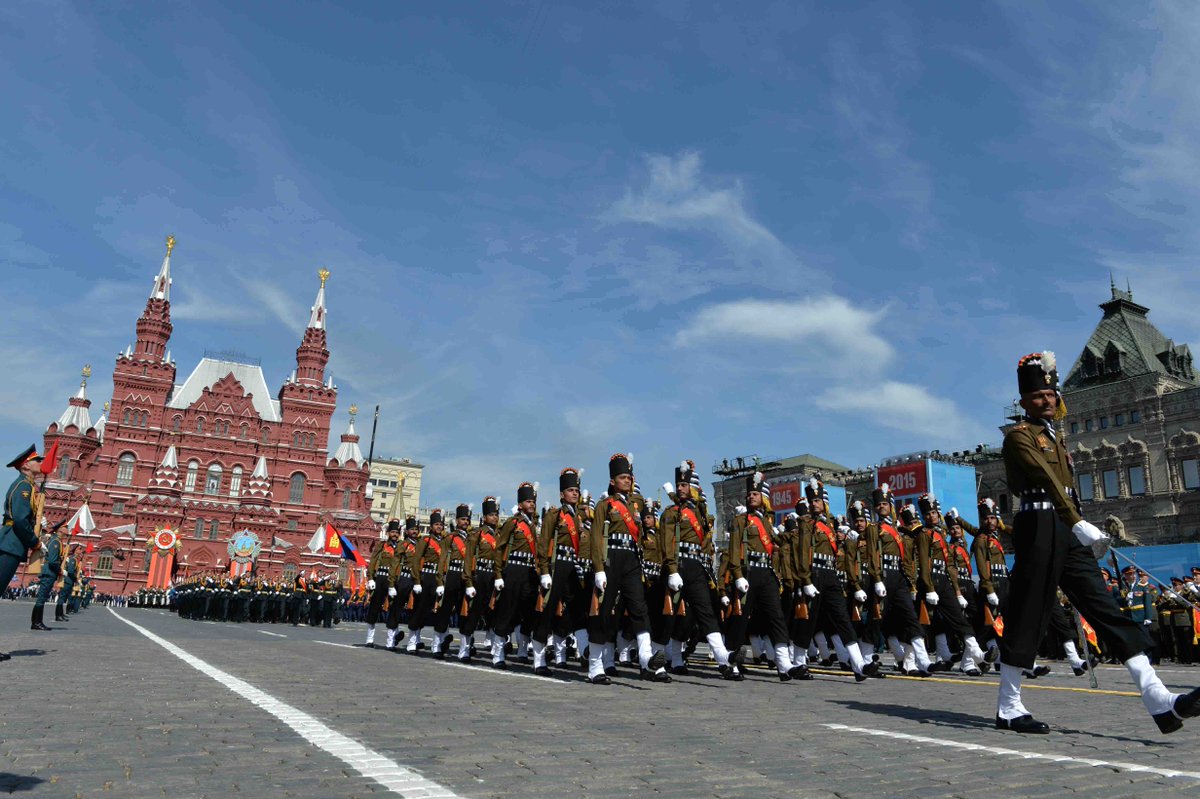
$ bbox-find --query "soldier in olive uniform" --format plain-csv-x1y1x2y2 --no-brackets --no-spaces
873,486,933,675
430,504,472,659
33,523,65,629
584,455,667,684
917,494,987,676
639,504,673,682
385,517,421,646
56,543,81,621
996,351,1198,734
490,485,541,669
849,501,884,664
3,447,45,652
364,520,402,647
531,469,585,676
971,498,1008,660
455,496,497,662
660,461,737,676
406,510,446,653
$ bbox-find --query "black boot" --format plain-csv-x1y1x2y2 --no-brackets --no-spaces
31,605,52,631
54,603,66,621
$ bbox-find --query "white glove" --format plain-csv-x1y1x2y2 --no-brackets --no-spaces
412,584,422,595
367,579,376,591
667,573,683,592
846,528,860,542
594,571,607,591
385,587,396,598
802,584,819,598
465,586,477,599
435,585,444,597
925,591,939,606
494,578,505,591
947,507,959,518
874,581,887,598
540,574,552,591
661,482,675,496
956,594,968,610
1143,619,1153,626
735,577,749,594
1072,519,1110,559
735,505,747,515
987,592,999,607
721,595,731,607
854,589,867,603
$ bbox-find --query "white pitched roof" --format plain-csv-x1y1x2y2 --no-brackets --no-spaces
151,252,171,301
53,382,92,432
308,282,327,330
330,418,364,466
166,358,282,422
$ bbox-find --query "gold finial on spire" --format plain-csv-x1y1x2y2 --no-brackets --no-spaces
82,364,92,382
349,404,358,418
318,268,331,287
103,401,110,412
166,235,176,256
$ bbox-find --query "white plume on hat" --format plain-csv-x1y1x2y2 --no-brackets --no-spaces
511,505,519,515
532,481,540,494
1042,350,1056,372
881,482,890,494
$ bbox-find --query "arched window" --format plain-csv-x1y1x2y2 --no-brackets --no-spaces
116,453,136,486
193,518,204,537
204,464,223,495
342,488,351,509
289,473,306,503
96,549,115,577
172,415,182,433
140,411,150,427
293,431,301,447
229,465,243,497
57,455,71,480
261,427,270,444
122,409,132,425
307,433,316,448
208,519,219,540
282,563,298,584
196,417,205,435
240,424,248,440
184,460,199,492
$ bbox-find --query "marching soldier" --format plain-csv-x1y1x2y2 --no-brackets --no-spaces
639,503,673,681
406,510,445,653
849,500,884,664
531,469,584,676
659,461,740,678
430,504,473,659
971,498,1008,660
57,543,81,621
793,477,870,680
723,471,793,682
491,484,541,669
32,521,66,630
364,521,402,648
456,496,498,662
3,446,44,654
320,574,338,628
917,494,987,676
584,455,668,684
384,517,421,646
996,350,1198,733
874,486,933,675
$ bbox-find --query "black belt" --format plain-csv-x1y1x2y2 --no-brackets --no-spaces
642,563,662,578
420,564,438,575
679,550,707,564
813,553,836,567
609,532,637,548
554,545,577,560
931,562,947,576
475,558,495,572
747,551,773,568
506,551,535,567
447,562,465,573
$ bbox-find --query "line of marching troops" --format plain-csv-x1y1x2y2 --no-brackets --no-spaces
340,455,1022,685
172,573,350,628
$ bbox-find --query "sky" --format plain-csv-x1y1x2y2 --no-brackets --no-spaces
2,1,1199,511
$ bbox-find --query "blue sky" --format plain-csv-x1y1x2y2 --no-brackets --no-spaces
3,1,1198,510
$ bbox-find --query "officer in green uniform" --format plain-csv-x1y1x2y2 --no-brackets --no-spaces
3,446,45,657
33,523,65,629
996,350,1200,734
58,544,80,619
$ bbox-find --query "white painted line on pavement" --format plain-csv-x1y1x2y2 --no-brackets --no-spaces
314,640,358,649
259,631,287,638
436,658,565,683
823,723,1200,781
108,608,461,798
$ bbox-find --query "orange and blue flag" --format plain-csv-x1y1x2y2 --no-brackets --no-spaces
325,522,367,568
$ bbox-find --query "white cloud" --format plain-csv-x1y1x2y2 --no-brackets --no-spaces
815,381,986,442
674,296,892,365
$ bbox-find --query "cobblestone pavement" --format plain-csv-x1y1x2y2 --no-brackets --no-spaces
1,600,1200,798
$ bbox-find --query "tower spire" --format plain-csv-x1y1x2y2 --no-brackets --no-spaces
308,268,330,330
152,235,174,301
133,234,175,361
293,269,331,386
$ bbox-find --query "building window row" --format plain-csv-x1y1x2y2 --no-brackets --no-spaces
1183,459,1200,491
1071,409,1141,435
122,408,150,428
116,453,136,486
293,431,317,449
192,518,220,540
181,461,248,496
96,550,114,577
1077,465,1148,502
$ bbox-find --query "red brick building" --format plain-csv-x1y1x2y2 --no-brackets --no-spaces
36,239,376,593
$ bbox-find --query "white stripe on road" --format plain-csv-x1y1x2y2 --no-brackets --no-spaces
108,608,461,798
259,631,287,638
823,723,1200,781
314,640,358,649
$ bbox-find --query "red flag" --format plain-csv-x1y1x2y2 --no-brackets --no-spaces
85,540,94,553
40,441,60,476
324,522,343,555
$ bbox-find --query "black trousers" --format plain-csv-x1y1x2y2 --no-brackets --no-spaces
645,573,672,645
365,576,390,625
431,570,466,634
880,567,923,642
726,564,789,652
492,563,538,638
408,573,439,631
531,559,578,645
1000,509,1152,670
588,549,650,646
387,573,415,629
931,572,974,643
674,559,722,638
459,569,494,637
793,566,858,647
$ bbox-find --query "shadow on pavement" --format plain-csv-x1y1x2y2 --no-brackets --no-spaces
5,649,48,658
0,774,45,793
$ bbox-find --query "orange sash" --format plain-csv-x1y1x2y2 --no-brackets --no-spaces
815,520,838,555
746,515,773,556
559,509,580,552
515,519,537,553
450,534,467,559
480,532,496,551
680,507,705,544
954,544,972,577
880,522,905,559
608,498,640,543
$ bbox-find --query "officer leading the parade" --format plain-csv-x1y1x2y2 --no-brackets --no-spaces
997,351,1200,733
2,446,45,659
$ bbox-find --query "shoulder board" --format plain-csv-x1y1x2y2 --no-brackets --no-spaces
1013,423,1028,430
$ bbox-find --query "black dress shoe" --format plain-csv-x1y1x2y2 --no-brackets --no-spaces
587,674,612,685
961,668,982,677
492,661,508,670
605,666,618,677
1155,686,1200,734
789,665,814,681
778,671,792,682
855,672,868,682
0,652,11,661
995,714,1050,733
647,651,667,671
1072,663,1089,677
31,623,52,631
719,664,745,682
534,666,552,677
642,668,671,683
668,665,690,676
363,643,375,649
